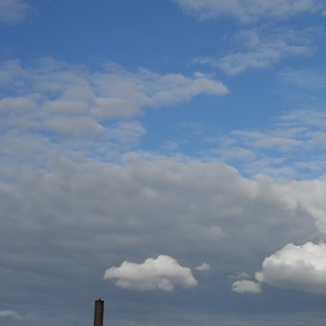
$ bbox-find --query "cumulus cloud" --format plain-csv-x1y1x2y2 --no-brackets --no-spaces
195,262,211,271
256,242,326,294
197,28,316,74
104,255,198,291
0,0,30,25
173,0,326,23
232,280,261,294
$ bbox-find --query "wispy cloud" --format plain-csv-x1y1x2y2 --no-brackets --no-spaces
205,108,326,178
280,69,326,91
196,28,317,74
0,310,22,319
0,0,31,25
173,0,326,23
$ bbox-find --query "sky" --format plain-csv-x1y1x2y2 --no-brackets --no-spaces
2,0,326,325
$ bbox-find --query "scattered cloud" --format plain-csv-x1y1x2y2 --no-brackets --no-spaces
173,0,326,23
256,242,326,295
232,280,261,294
195,262,211,271
197,28,316,74
0,0,31,25
104,255,198,291
0,58,228,143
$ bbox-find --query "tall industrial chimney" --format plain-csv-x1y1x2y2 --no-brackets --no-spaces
93,299,104,326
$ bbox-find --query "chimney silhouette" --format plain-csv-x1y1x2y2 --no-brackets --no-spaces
93,299,104,326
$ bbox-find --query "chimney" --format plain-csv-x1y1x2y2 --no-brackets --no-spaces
93,299,104,326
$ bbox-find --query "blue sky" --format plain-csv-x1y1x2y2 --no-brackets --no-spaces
2,1,326,326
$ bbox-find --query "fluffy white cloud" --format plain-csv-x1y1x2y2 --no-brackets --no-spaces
104,255,198,291
197,28,315,74
256,242,326,294
0,0,30,25
232,280,261,294
173,0,326,23
195,262,211,271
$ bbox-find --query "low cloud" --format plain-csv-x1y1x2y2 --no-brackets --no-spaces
104,255,198,291
256,242,326,295
232,280,261,294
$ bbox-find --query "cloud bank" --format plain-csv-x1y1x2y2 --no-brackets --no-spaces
104,255,198,291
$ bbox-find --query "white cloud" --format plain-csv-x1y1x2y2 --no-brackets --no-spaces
197,29,315,74
104,255,198,291
232,280,261,294
0,0,30,25
195,262,211,271
256,242,326,295
173,0,326,23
